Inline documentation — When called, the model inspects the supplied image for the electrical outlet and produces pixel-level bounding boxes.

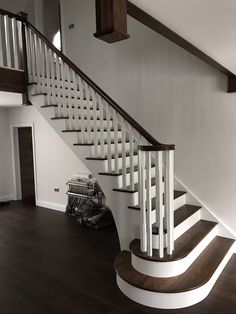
[54,188,60,192]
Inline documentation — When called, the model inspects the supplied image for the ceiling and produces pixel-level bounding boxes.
[130,0,236,75]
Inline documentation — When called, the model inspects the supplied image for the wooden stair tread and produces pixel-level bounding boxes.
[130,220,218,262]
[152,204,201,233]
[51,116,69,120]
[99,164,154,176]
[114,177,161,194]
[128,190,187,211]
[86,152,138,161]
[41,105,58,108]
[115,236,235,293]
[62,128,121,133]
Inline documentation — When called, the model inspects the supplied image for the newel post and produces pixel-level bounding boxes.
[18,11,29,104]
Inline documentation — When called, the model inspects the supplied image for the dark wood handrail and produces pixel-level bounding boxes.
[139,144,175,151]
[0,8,25,21]
[0,7,174,149]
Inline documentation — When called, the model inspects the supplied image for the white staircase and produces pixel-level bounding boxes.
[1,9,235,310]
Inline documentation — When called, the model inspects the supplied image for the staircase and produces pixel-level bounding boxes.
[1,9,235,310]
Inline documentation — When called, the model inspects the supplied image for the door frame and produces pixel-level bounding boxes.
[10,123,38,203]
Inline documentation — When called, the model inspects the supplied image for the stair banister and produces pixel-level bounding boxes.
[139,145,175,257]
[0,7,176,258]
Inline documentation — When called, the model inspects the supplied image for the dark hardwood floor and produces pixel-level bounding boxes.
[0,201,235,314]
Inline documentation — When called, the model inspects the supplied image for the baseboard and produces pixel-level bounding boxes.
[0,194,14,202]
[36,200,66,212]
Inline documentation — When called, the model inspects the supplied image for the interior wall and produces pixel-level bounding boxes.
[0,0,35,24]
[8,106,89,211]
[0,108,14,201]
[42,0,60,43]
[60,0,236,233]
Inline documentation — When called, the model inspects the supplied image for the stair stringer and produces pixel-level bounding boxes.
[175,177,236,242]
[30,93,142,250]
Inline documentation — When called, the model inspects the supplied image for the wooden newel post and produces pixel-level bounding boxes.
[94,0,130,43]
[18,11,29,104]
[18,11,28,21]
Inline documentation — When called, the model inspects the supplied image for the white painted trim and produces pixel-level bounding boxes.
[10,123,38,203]
[36,200,65,212]
[175,176,236,239]
[117,242,235,309]
[0,194,14,202]
[132,224,218,278]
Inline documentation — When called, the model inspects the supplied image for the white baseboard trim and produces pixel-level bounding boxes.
[36,200,66,212]
[0,194,14,202]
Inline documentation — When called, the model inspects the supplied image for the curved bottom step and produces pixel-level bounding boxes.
[115,237,235,309]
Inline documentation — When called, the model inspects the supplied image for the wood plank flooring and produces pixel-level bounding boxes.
[0,201,235,314]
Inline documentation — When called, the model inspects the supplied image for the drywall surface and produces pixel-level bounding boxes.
[0,108,14,201]
[0,0,35,24]
[8,106,89,211]
[60,0,236,233]
[42,0,60,43]
[130,0,236,75]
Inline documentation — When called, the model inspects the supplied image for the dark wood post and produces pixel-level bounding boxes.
[94,0,129,43]
[18,12,29,104]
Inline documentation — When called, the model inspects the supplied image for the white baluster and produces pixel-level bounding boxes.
[44,44,51,107]
[92,89,99,157]
[138,149,147,252]
[0,15,3,67]
[29,29,36,82]
[106,102,112,172]
[85,82,92,143]
[25,27,32,80]
[129,125,135,190]
[54,54,61,115]
[67,66,74,130]
[11,18,19,69]
[4,15,11,67]
[146,151,153,257]
[121,118,127,187]
[113,109,119,173]
[39,38,45,92]
[99,96,105,158]
[164,150,174,255]
[155,151,164,258]
[78,77,86,143]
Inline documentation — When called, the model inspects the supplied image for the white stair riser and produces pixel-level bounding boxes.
[117,167,157,188]
[97,142,132,155]
[131,190,186,208]
[152,209,201,249]
[132,224,218,278]
[104,154,138,171]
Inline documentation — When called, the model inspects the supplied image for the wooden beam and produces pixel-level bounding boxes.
[127,1,236,93]
[94,0,129,43]
[0,67,25,93]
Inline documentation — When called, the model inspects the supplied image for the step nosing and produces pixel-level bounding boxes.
[115,238,235,293]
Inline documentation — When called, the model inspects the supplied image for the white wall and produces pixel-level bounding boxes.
[0,108,14,201]
[0,0,35,24]
[8,106,89,211]
[60,0,236,233]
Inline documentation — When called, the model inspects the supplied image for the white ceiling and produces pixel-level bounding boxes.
[130,0,236,75]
